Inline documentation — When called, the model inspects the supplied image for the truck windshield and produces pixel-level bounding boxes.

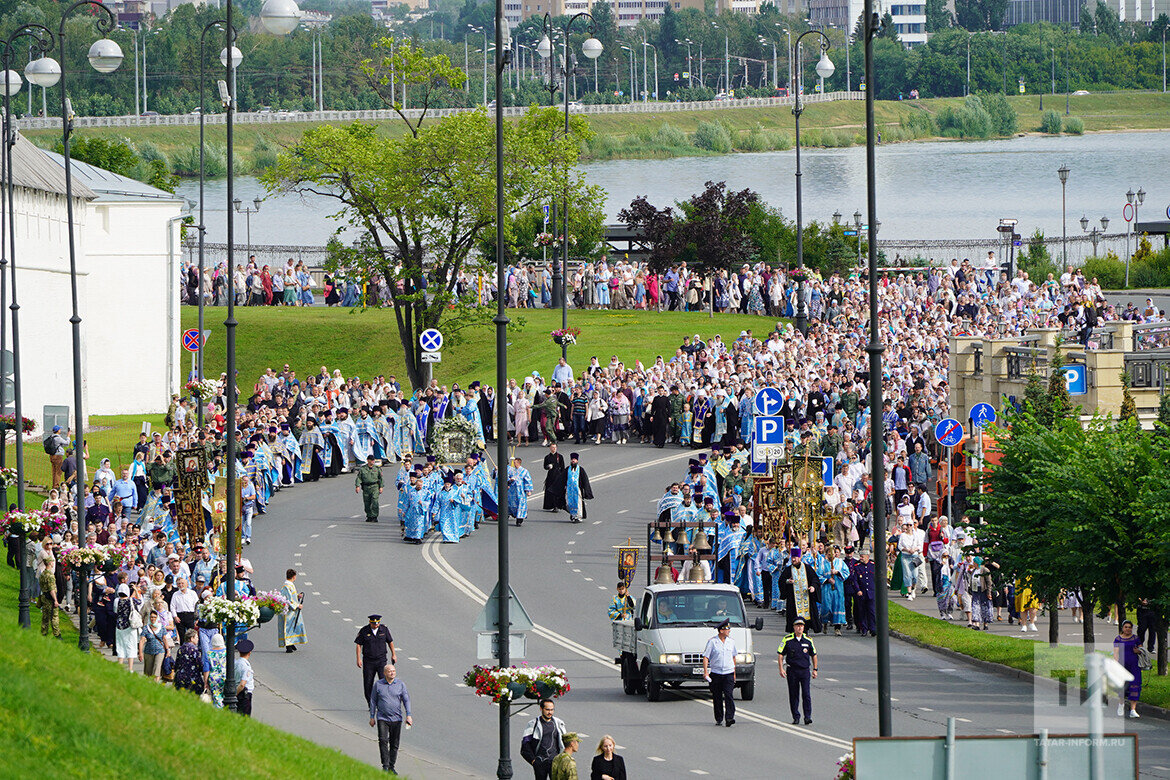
[652,590,746,628]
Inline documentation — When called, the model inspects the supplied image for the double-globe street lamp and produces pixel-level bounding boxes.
[538,15,601,359]
[2,2,124,639]
[1081,214,1109,257]
[1125,186,1145,286]
[1057,164,1069,265]
[204,0,302,711]
[791,31,835,336]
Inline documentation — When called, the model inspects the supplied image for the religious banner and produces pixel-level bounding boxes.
[617,538,639,587]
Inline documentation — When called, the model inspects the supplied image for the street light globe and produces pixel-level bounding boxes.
[24,56,61,89]
[87,38,124,74]
[815,51,835,80]
[260,0,302,36]
[537,34,552,59]
[1,69,21,97]
[1080,215,1089,231]
[220,46,244,70]
[582,37,603,59]
[1101,216,1110,230]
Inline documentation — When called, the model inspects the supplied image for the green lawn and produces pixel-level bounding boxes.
[183,306,778,393]
[889,602,1170,710]
[0,564,387,778]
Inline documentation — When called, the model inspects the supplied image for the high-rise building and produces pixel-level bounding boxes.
[1002,0,1080,26]
[1104,0,1170,23]
[808,0,926,47]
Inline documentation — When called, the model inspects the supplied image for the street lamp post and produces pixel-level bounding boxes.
[233,197,261,264]
[1081,215,1109,257]
[680,38,693,88]
[197,20,239,427]
[1124,187,1145,286]
[791,31,834,336]
[3,25,58,631]
[620,45,634,104]
[539,14,601,360]
[862,1,893,738]
[52,2,123,644]
[492,10,513,780]
[1057,164,1069,265]
[854,210,863,266]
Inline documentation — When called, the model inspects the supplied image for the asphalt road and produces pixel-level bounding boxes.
[242,444,1170,779]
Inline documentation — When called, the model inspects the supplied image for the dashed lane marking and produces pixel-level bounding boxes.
[824,677,838,682]
[592,521,602,525]
[956,718,972,723]
[616,509,628,514]
[422,664,433,669]
[343,618,353,622]
[299,543,307,548]
[576,531,585,536]
[572,569,581,573]
[438,673,449,678]
[648,757,665,762]
[310,534,320,538]
[320,601,330,605]
[918,707,934,712]
[331,609,341,614]
[691,771,710,776]
[854,687,868,691]
[408,657,419,661]
[312,592,321,596]
[328,524,337,528]
[584,577,594,582]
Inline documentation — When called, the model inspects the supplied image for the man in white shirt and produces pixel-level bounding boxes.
[236,639,256,716]
[701,619,738,727]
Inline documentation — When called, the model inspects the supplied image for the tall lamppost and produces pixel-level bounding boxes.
[791,31,834,336]
[620,45,634,103]
[469,25,487,105]
[233,197,261,265]
[491,10,512,780]
[1081,215,1109,257]
[679,38,694,88]
[862,1,892,738]
[1057,164,1069,265]
[196,21,239,426]
[1124,187,1145,287]
[212,0,300,709]
[778,24,793,93]
[538,14,601,360]
[2,24,58,631]
[854,209,863,267]
[51,2,123,644]
[642,40,658,102]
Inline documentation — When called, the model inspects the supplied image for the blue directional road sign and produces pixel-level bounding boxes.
[1062,365,1087,396]
[821,456,834,486]
[419,328,444,353]
[934,418,964,447]
[754,387,785,416]
[970,402,996,428]
[751,415,785,474]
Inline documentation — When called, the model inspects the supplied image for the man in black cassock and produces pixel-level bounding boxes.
[649,386,671,448]
[542,442,566,512]
[780,548,823,634]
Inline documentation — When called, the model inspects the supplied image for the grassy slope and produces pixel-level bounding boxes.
[0,564,385,779]
[23,92,1170,167]
[183,306,777,393]
[889,602,1170,709]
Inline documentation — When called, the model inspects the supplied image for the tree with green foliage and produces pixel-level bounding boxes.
[878,12,899,43]
[1120,371,1137,422]
[264,47,592,390]
[55,136,138,178]
[925,0,953,32]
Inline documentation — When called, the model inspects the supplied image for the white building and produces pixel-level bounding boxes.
[6,134,184,432]
[809,0,927,47]
[1108,0,1170,22]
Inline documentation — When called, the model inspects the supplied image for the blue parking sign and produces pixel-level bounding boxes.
[1063,365,1087,396]
[821,456,834,486]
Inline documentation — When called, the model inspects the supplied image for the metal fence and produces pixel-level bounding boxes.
[15,91,862,131]
[881,232,1134,268]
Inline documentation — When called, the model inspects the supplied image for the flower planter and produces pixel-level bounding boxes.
[533,681,555,699]
[100,561,117,574]
[257,606,276,624]
[505,682,528,700]
[523,688,540,700]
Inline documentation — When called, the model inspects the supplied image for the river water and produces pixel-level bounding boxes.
[178,130,1169,253]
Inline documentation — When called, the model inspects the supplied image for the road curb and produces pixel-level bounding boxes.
[888,629,1170,723]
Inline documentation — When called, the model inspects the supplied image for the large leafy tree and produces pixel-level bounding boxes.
[263,43,592,390]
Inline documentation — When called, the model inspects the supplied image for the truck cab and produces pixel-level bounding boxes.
[613,583,762,702]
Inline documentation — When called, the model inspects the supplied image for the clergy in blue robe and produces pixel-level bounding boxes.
[822,549,850,630]
[451,472,476,537]
[403,474,428,543]
[507,457,534,526]
[299,417,326,482]
[563,453,593,523]
[395,459,415,525]
[435,475,464,543]
[352,408,377,462]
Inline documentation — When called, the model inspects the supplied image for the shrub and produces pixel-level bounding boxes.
[1063,116,1084,135]
[936,95,994,139]
[54,136,139,177]
[764,131,793,150]
[901,110,937,138]
[693,120,732,153]
[653,123,688,148]
[981,92,1019,136]
[1039,109,1062,134]
[1081,253,1126,289]
[170,142,227,178]
[134,141,168,168]
[252,135,279,172]
[737,128,769,152]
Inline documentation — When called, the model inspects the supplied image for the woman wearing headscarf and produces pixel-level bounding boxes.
[114,581,144,672]
[207,633,228,707]
[173,628,208,694]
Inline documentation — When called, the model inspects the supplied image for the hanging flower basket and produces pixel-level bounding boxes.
[185,379,220,400]
[464,665,571,703]
[198,595,260,627]
[535,232,556,247]
[4,509,46,535]
[0,414,36,434]
[835,750,856,780]
[551,327,580,346]
[257,606,276,624]
[61,545,109,567]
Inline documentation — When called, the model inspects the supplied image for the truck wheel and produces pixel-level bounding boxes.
[642,663,662,702]
[739,679,755,701]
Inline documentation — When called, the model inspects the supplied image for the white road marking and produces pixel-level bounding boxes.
[331,609,341,614]
[576,531,585,536]
[598,586,607,590]
[647,757,665,762]
[564,551,572,555]
[320,601,330,605]
[592,521,602,525]
[350,515,361,519]
[568,541,576,545]
[617,509,629,514]
[438,673,449,678]
[918,707,934,712]
[294,553,302,557]
[299,543,307,548]
[343,618,353,622]
[996,729,1014,734]
[303,582,312,586]
[584,577,593,582]
[824,677,839,682]
[565,560,573,564]
[890,698,899,702]
[572,569,581,573]
[422,538,852,752]
[422,664,433,669]
[854,687,868,691]
[409,657,419,661]
[327,524,337,528]
[937,668,957,672]
[691,771,710,776]
[956,718,972,723]
[310,534,320,538]
[312,592,321,596]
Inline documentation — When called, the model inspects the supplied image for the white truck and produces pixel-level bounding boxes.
[612,583,763,702]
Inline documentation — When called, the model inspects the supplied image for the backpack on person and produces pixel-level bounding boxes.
[43,434,56,455]
[116,597,133,630]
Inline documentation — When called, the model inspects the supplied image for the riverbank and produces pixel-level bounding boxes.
[22,91,1170,175]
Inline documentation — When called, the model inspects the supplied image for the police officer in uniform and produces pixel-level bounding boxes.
[354,454,384,522]
[355,614,397,704]
[778,616,818,725]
